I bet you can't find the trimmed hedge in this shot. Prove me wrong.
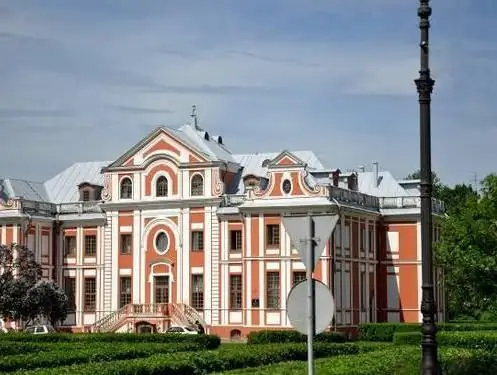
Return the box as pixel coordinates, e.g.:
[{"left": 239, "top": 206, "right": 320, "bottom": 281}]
[
  {"left": 247, "top": 330, "right": 348, "bottom": 345},
  {"left": 0, "top": 332, "right": 220, "bottom": 347},
  {"left": 394, "top": 330, "right": 497, "bottom": 351},
  {"left": 358, "top": 322, "right": 497, "bottom": 342},
  {"left": 223, "top": 346, "right": 497, "bottom": 374},
  {"left": 0, "top": 341, "right": 209, "bottom": 372},
  {"left": 15, "top": 342, "right": 385, "bottom": 375}
]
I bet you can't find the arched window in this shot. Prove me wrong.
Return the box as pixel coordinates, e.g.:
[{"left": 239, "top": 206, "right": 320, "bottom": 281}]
[
  {"left": 120, "top": 178, "right": 133, "bottom": 199},
  {"left": 191, "top": 174, "right": 204, "bottom": 196},
  {"left": 156, "top": 176, "right": 168, "bottom": 197}
]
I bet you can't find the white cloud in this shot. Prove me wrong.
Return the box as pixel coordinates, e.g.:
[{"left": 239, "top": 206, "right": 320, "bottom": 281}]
[{"left": 0, "top": 0, "right": 495, "bottom": 186}]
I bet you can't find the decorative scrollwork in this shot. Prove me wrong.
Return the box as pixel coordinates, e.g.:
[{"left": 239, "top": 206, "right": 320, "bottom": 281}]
[
  {"left": 101, "top": 174, "right": 112, "bottom": 201},
  {"left": 211, "top": 168, "right": 224, "bottom": 196},
  {"left": 253, "top": 171, "right": 273, "bottom": 197},
  {"left": 299, "top": 170, "right": 324, "bottom": 196}
]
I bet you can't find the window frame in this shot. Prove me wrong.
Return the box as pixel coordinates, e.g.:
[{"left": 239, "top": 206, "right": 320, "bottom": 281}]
[
  {"left": 191, "top": 274, "right": 204, "bottom": 311},
  {"left": 265, "top": 224, "right": 280, "bottom": 248}
]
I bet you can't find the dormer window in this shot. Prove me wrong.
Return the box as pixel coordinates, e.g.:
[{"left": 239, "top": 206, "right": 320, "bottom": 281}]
[{"left": 78, "top": 182, "right": 102, "bottom": 202}]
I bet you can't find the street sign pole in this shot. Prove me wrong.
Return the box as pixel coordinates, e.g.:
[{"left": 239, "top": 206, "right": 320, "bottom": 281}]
[
  {"left": 283, "top": 213, "right": 338, "bottom": 375},
  {"left": 306, "top": 215, "right": 315, "bottom": 375}
]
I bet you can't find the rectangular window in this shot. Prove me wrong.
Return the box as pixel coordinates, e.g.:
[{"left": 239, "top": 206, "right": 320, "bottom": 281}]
[
  {"left": 191, "top": 274, "right": 204, "bottom": 310},
  {"left": 84, "top": 235, "right": 96, "bottom": 256},
  {"left": 63, "top": 277, "right": 76, "bottom": 311},
  {"left": 344, "top": 224, "right": 351, "bottom": 249},
  {"left": 266, "top": 271, "right": 280, "bottom": 309},
  {"left": 334, "top": 265, "right": 342, "bottom": 315},
  {"left": 84, "top": 277, "right": 96, "bottom": 312},
  {"left": 230, "top": 274, "right": 242, "bottom": 310},
  {"left": 82, "top": 190, "right": 90, "bottom": 201},
  {"left": 334, "top": 224, "right": 342, "bottom": 248},
  {"left": 266, "top": 224, "right": 280, "bottom": 247},
  {"left": 64, "top": 236, "right": 76, "bottom": 257},
  {"left": 119, "top": 276, "right": 132, "bottom": 308},
  {"left": 154, "top": 276, "right": 169, "bottom": 304},
  {"left": 360, "top": 228, "right": 366, "bottom": 250},
  {"left": 292, "top": 271, "right": 306, "bottom": 287},
  {"left": 360, "top": 271, "right": 367, "bottom": 309},
  {"left": 191, "top": 231, "right": 204, "bottom": 252},
  {"left": 120, "top": 234, "right": 132, "bottom": 254},
  {"left": 368, "top": 230, "right": 375, "bottom": 253},
  {"left": 230, "top": 230, "right": 242, "bottom": 251}
]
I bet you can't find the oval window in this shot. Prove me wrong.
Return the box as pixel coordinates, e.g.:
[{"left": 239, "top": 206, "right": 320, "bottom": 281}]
[
  {"left": 282, "top": 179, "right": 292, "bottom": 194},
  {"left": 155, "top": 232, "right": 169, "bottom": 253}
]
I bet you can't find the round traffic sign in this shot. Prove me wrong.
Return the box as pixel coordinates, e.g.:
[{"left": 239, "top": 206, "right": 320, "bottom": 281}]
[{"left": 286, "top": 278, "right": 335, "bottom": 335}]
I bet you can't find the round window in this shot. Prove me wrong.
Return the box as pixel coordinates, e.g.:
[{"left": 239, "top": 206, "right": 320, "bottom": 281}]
[
  {"left": 282, "top": 179, "right": 292, "bottom": 194},
  {"left": 155, "top": 232, "right": 169, "bottom": 253}
]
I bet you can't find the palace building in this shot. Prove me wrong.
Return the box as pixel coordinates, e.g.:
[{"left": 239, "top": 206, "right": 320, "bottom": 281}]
[{"left": 0, "top": 115, "right": 446, "bottom": 338}]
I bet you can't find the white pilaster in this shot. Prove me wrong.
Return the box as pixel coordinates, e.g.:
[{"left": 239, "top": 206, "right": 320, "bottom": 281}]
[
  {"left": 181, "top": 208, "right": 190, "bottom": 303},
  {"left": 258, "top": 214, "right": 264, "bottom": 325},
  {"left": 417, "top": 221, "right": 422, "bottom": 322},
  {"left": 245, "top": 215, "right": 252, "bottom": 326},
  {"left": 204, "top": 208, "right": 212, "bottom": 323},
  {"left": 1, "top": 225, "right": 6, "bottom": 245},
  {"left": 133, "top": 210, "right": 141, "bottom": 303},
  {"left": 111, "top": 212, "right": 119, "bottom": 311}
]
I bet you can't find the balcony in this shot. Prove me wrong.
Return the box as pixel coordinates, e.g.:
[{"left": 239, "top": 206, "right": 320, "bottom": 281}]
[
  {"left": 220, "top": 194, "right": 245, "bottom": 207},
  {"left": 379, "top": 196, "right": 445, "bottom": 214},
  {"left": 329, "top": 186, "right": 380, "bottom": 211},
  {"left": 57, "top": 201, "right": 102, "bottom": 214}
]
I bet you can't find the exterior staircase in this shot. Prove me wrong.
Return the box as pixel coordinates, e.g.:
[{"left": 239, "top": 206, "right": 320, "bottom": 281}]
[{"left": 91, "top": 303, "right": 207, "bottom": 333}]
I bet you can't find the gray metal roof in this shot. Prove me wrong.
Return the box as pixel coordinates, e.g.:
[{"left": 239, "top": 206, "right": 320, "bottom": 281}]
[
  {"left": 0, "top": 178, "right": 49, "bottom": 201},
  {"left": 44, "top": 161, "right": 111, "bottom": 203}
]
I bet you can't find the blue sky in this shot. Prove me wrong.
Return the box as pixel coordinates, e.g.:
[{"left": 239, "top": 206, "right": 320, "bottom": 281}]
[{"left": 1, "top": 0, "right": 496, "bottom": 187}]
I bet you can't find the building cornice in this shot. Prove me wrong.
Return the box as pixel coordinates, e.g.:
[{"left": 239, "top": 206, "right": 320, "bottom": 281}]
[{"left": 101, "top": 197, "right": 223, "bottom": 211}]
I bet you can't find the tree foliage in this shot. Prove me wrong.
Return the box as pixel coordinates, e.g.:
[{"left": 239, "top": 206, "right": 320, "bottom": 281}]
[
  {"left": 436, "top": 174, "right": 497, "bottom": 320},
  {"left": 25, "top": 280, "right": 69, "bottom": 326},
  {"left": 0, "top": 243, "right": 68, "bottom": 327},
  {"left": 0, "top": 243, "right": 42, "bottom": 321}
]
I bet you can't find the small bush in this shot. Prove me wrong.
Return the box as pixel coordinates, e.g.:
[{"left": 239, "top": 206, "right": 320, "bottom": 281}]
[
  {"left": 16, "top": 342, "right": 382, "bottom": 375},
  {"left": 222, "top": 346, "right": 497, "bottom": 374},
  {"left": 247, "top": 330, "right": 348, "bottom": 344},
  {"left": 0, "top": 332, "right": 220, "bottom": 348},
  {"left": 0, "top": 341, "right": 208, "bottom": 372},
  {"left": 358, "top": 322, "right": 497, "bottom": 342},
  {"left": 394, "top": 330, "right": 497, "bottom": 351}
]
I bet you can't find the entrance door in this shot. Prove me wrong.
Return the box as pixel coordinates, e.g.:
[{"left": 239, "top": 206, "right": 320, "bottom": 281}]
[{"left": 154, "top": 276, "right": 170, "bottom": 304}]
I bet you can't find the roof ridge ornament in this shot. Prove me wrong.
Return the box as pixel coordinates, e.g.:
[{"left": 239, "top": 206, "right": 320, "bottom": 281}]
[{"left": 190, "top": 105, "right": 202, "bottom": 131}]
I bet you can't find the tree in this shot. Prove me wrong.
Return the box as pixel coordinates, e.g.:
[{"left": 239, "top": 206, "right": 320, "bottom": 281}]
[
  {"left": 0, "top": 243, "right": 42, "bottom": 322},
  {"left": 0, "top": 243, "right": 69, "bottom": 328},
  {"left": 436, "top": 174, "right": 497, "bottom": 320},
  {"left": 405, "top": 170, "right": 443, "bottom": 199},
  {"left": 24, "top": 281, "right": 69, "bottom": 326}
]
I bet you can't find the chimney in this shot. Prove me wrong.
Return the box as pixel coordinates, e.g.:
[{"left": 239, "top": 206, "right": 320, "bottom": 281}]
[
  {"left": 330, "top": 169, "right": 340, "bottom": 187},
  {"left": 358, "top": 165, "right": 365, "bottom": 173},
  {"left": 373, "top": 161, "right": 379, "bottom": 187},
  {"left": 347, "top": 174, "right": 357, "bottom": 190}
]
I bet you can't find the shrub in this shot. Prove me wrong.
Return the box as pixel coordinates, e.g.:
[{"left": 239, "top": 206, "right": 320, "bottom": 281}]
[
  {"left": 358, "top": 322, "right": 497, "bottom": 342},
  {"left": 394, "top": 330, "right": 497, "bottom": 351},
  {"left": 247, "top": 330, "right": 348, "bottom": 344},
  {"left": 16, "top": 342, "right": 383, "bottom": 375},
  {"left": 0, "top": 342, "right": 207, "bottom": 372},
  {"left": 0, "top": 332, "right": 220, "bottom": 348},
  {"left": 222, "top": 346, "right": 497, "bottom": 374}
]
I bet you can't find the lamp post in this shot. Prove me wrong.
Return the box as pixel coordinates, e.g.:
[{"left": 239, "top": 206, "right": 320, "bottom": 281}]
[{"left": 414, "top": 0, "right": 439, "bottom": 374}]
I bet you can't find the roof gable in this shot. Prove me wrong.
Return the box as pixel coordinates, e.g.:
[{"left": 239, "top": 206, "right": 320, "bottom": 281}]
[
  {"left": 268, "top": 150, "right": 306, "bottom": 168},
  {"left": 105, "top": 127, "right": 213, "bottom": 169}
]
